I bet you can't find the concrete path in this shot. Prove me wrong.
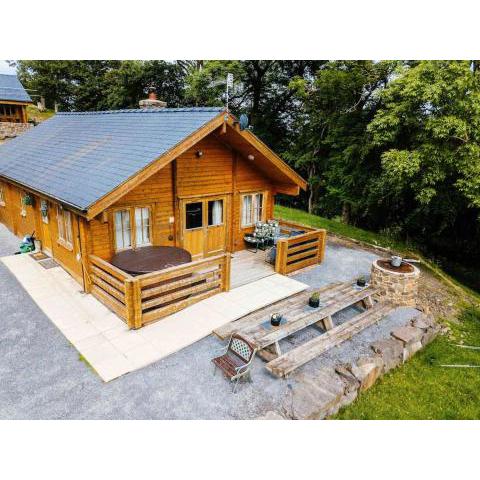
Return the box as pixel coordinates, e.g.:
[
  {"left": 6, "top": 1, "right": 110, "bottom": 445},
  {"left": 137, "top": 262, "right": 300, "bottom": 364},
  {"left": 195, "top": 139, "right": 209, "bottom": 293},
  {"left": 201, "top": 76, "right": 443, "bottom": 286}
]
[{"left": 1, "top": 253, "right": 306, "bottom": 381}]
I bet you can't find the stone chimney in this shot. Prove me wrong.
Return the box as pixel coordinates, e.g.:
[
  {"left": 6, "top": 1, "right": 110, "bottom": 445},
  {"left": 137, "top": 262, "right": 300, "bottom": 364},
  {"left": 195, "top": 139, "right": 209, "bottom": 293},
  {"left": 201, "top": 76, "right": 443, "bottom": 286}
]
[{"left": 139, "top": 87, "right": 167, "bottom": 109}]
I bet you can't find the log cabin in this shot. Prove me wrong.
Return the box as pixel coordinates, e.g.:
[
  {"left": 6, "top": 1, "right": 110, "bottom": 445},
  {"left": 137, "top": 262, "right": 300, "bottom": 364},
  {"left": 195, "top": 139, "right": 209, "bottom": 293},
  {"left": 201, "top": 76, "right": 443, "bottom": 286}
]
[
  {"left": 0, "top": 95, "right": 325, "bottom": 328},
  {"left": 0, "top": 74, "right": 31, "bottom": 124}
]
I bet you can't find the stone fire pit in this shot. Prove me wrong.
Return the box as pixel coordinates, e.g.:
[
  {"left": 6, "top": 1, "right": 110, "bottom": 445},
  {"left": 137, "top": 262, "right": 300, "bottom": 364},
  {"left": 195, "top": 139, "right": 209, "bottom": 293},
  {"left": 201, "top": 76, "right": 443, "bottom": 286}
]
[{"left": 370, "top": 259, "right": 420, "bottom": 307}]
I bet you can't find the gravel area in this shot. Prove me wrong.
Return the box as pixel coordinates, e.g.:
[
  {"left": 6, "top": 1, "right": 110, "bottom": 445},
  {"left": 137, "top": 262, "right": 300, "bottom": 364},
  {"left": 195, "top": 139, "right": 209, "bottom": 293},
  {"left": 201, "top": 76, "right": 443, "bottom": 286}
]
[{"left": 0, "top": 223, "right": 419, "bottom": 419}]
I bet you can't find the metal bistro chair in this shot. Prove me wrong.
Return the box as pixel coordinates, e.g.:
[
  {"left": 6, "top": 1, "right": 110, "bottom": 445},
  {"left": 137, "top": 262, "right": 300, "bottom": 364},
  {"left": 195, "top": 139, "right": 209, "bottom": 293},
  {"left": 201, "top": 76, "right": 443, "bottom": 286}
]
[{"left": 212, "top": 334, "right": 257, "bottom": 393}]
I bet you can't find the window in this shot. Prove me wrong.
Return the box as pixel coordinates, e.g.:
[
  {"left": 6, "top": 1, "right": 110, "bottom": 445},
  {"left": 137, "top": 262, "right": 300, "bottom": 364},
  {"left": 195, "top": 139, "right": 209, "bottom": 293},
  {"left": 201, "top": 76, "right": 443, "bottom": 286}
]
[
  {"left": 114, "top": 206, "right": 151, "bottom": 251},
  {"left": 40, "top": 200, "right": 49, "bottom": 224},
  {"left": 241, "top": 192, "right": 264, "bottom": 227},
  {"left": 208, "top": 199, "right": 223, "bottom": 226},
  {"left": 0, "top": 185, "right": 5, "bottom": 206},
  {"left": 114, "top": 209, "right": 132, "bottom": 250},
  {"left": 135, "top": 207, "right": 151, "bottom": 247},
  {"left": 57, "top": 206, "right": 73, "bottom": 249},
  {"left": 185, "top": 202, "right": 203, "bottom": 229}
]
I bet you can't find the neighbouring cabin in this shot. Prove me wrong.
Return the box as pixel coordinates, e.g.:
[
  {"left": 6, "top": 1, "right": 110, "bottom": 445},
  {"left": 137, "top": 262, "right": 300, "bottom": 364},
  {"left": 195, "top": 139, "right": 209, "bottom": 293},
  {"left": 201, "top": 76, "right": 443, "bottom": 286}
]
[
  {"left": 0, "top": 74, "right": 32, "bottom": 144},
  {"left": 0, "top": 99, "right": 326, "bottom": 329},
  {"left": 0, "top": 74, "right": 31, "bottom": 122}
]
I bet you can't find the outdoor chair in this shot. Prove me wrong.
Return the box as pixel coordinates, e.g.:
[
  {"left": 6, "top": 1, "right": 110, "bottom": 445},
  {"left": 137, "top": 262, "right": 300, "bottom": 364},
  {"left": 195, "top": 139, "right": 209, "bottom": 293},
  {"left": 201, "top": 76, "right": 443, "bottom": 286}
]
[
  {"left": 244, "top": 220, "right": 279, "bottom": 253},
  {"left": 212, "top": 334, "right": 257, "bottom": 393}
]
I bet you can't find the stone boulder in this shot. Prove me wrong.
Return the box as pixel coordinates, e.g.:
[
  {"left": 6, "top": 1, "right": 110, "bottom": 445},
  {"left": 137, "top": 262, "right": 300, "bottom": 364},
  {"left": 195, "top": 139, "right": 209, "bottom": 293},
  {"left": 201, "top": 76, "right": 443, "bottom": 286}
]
[
  {"left": 349, "top": 355, "right": 384, "bottom": 391},
  {"left": 285, "top": 369, "right": 346, "bottom": 420},
  {"left": 371, "top": 338, "right": 404, "bottom": 372}
]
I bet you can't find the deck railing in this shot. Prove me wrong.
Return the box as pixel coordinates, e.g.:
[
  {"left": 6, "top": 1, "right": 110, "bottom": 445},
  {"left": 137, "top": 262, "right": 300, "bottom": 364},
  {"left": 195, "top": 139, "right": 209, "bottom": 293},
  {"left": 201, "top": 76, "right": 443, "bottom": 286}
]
[
  {"left": 89, "top": 255, "right": 132, "bottom": 322},
  {"left": 274, "top": 219, "right": 327, "bottom": 275},
  {"left": 88, "top": 253, "right": 231, "bottom": 329}
]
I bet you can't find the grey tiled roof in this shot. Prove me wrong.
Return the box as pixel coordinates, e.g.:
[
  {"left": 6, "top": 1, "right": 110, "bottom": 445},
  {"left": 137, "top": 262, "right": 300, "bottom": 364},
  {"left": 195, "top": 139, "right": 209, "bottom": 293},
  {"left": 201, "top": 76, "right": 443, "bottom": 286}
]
[
  {"left": 0, "top": 107, "right": 224, "bottom": 210},
  {"left": 0, "top": 74, "right": 32, "bottom": 103}
]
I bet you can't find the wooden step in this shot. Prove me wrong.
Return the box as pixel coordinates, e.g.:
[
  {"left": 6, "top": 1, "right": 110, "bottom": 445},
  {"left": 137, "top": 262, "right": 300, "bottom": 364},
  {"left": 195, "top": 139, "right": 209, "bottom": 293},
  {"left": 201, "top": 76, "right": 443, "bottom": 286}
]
[
  {"left": 265, "top": 302, "right": 393, "bottom": 378},
  {"left": 213, "top": 282, "right": 347, "bottom": 340}
]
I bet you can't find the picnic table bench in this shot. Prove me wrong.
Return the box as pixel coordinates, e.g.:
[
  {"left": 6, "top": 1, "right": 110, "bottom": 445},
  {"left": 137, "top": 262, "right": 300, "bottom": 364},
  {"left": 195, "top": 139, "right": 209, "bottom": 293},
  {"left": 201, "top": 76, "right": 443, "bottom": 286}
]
[
  {"left": 213, "top": 281, "right": 381, "bottom": 365},
  {"left": 240, "top": 283, "right": 379, "bottom": 361},
  {"left": 265, "top": 301, "right": 393, "bottom": 378}
]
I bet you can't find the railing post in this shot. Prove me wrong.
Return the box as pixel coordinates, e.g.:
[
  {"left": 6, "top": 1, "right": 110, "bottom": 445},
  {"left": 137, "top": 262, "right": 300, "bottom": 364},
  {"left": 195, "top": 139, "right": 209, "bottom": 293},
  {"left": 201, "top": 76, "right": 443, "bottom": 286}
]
[
  {"left": 125, "top": 278, "right": 142, "bottom": 329},
  {"left": 124, "top": 279, "right": 135, "bottom": 329},
  {"left": 275, "top": 239, "right": 288, "bottom": 275},
  {"left": 221, "top": 253, "right": 231, "bottom": 291},
  {"left": 318, "top": 229, "right": 327, "bottom": 263},
  {"left": 132, "top": 278, "right": 143, "bottom": 329}
]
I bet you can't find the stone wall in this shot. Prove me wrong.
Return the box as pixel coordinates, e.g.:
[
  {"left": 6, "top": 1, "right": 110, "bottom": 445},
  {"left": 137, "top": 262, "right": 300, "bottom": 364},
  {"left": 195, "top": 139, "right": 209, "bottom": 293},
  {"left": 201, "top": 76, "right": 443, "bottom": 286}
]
[
  {"left": 258, "top": 312, "right": 440, "bottom": 420},
  {"left": 371, "top": 259, "right": 420, "bottom": 307},
  {"left": 0, "top": 122, "right": 32, "bottom": 143}
]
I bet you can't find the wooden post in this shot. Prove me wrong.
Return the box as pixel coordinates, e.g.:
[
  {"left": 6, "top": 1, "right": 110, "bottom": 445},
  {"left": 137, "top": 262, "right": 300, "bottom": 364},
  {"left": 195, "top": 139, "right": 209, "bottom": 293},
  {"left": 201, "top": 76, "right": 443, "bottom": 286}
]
[
  {"left": 222, "top": 253, "right": 231, "bottom": 291},
  {"left": 124, "top": 279, "right": 135, "bottom": 329},
  {"left": 125, "top": 278, "right": 142, "bottom": 329},
  {"left": 318, "top": 229, "right": 327, "bottom": 263},
  {"left": 275, "top": 239, "right": 288, "bottom": 275},
  {"left": 79, "top": 219, "right": 92, "bottom": 293},
  {"left": 132, "top": 279, "right": 143, "bottom": 329}
]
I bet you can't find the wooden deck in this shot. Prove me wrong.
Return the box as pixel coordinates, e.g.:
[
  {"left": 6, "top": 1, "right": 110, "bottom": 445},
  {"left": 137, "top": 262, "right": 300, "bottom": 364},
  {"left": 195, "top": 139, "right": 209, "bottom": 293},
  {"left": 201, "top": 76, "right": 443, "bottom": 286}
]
[{"left": 230, "top": 249, "right": 275, "bottom": 289}]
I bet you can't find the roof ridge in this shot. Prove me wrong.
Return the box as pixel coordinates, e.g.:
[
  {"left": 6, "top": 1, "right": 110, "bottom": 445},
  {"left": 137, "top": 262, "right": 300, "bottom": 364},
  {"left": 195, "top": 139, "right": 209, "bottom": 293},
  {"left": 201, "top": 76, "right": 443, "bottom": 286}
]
[{"left": 57, "top": 107, "right": 225, "bottom": 116}]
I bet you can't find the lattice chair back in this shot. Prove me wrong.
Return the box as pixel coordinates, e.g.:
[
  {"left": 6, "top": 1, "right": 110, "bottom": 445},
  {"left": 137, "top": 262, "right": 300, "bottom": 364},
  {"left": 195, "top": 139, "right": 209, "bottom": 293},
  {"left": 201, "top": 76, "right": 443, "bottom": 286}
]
[{"left": 229, "top": 334, "right": 255, "bottom": 363}]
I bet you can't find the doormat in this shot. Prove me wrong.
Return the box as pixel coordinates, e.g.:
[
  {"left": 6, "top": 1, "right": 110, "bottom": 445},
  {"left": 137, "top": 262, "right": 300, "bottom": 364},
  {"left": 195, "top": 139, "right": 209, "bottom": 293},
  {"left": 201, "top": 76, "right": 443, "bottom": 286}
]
[
  {"left": 39, "top": 258, "right": 59, "bottom": 270},
  {"left": 30, "top": 251, "right": 49, "bottom": 261}
]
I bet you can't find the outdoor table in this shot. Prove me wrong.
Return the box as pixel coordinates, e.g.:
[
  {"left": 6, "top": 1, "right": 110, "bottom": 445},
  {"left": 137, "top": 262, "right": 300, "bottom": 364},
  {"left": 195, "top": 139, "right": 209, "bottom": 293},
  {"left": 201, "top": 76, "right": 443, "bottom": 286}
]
[
  {"left": 110, "top": 246, "right": 192, "bottom": 276},
  {"left": 239, "top": 284, "right": 378, "bottom": 359}
]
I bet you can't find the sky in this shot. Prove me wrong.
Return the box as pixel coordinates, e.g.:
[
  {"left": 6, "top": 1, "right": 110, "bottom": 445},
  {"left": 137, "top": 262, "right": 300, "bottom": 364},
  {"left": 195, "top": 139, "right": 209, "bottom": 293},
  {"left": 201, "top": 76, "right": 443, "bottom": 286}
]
[{"left": 0, "top": 61, "right": 16, "bottom": 74}]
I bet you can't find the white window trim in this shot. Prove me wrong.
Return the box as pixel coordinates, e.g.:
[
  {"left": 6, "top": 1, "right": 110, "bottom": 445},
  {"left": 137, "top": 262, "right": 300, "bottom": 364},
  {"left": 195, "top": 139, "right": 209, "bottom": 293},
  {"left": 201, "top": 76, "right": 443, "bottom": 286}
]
[
  {"left": 0, "top": 185, "right": 5, "bottom": 207},
  {"left": 241, "top": 192, "right": 265, "bottom": 228}
]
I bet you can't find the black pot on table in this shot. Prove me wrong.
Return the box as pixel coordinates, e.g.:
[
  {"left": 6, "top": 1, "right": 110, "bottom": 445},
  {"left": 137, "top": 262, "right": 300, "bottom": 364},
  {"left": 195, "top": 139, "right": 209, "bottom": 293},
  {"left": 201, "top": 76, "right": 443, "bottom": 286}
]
[
  {"left": 308, "top": 297, "right": 320, "bottom": 308},
  {"left": 270, "top": 313, "right": 282, "bottom": 326}
]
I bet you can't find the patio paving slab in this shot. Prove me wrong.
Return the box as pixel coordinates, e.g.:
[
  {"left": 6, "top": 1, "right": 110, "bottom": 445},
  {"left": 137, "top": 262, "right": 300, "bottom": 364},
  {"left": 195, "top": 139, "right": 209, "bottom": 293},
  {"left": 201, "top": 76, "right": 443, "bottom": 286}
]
[{"left": 1, "top": 253, "right": 307, "bottom": 382}]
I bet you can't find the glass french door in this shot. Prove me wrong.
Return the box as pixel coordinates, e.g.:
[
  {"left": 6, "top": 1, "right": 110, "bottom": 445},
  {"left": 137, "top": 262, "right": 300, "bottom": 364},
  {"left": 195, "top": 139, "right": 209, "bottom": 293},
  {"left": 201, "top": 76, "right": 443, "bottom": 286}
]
[{"left": 181, "top": 196, "right": 227, "bottom": 259}]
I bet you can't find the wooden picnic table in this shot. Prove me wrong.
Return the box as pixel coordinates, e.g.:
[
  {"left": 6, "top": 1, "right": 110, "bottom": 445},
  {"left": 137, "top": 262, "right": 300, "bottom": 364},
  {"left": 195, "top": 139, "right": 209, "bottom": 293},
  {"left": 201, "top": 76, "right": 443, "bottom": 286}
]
[{"left": 233, "top": 282, "right": 379, "bottom": 361}]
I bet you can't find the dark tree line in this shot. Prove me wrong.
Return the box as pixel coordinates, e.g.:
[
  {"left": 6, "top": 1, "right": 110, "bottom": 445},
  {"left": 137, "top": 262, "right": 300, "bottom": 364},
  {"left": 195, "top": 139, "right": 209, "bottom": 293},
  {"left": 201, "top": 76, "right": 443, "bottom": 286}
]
[{"left": 14, "top": 60, "right": 480, "bottom": 287}]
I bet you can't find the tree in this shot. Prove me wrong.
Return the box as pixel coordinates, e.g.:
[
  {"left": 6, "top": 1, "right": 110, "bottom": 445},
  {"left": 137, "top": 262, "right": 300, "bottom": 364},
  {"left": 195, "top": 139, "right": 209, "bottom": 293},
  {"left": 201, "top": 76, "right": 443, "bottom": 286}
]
[
  {"left": 286, "top": 61, "right": 396, "bottom": 215},
  {"left": 368, "top": 60, "right": 480, "bottom": 262}
]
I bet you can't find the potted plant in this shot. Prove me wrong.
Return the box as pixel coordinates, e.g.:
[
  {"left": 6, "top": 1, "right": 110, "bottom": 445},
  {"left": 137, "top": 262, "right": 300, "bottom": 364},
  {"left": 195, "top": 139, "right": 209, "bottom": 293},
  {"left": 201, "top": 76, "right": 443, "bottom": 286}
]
[
  {"left": 356, "top": 275, "right": 367, "bottom": 287},
  {"left": 270, "top": 313, "right": 282, "bottom": 327},
  {"left": 308, "top": 291, "right": 320, "bottom": 308},
  {"left": 22, "top": 193, "right": 34, "bottom": 206}
]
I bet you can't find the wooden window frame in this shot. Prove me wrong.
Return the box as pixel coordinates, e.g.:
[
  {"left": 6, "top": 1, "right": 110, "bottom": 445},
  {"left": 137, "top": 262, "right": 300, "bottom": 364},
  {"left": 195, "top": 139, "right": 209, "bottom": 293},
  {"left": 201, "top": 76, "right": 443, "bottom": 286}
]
[
  {"left": 0, "top": 184, "right": 5, "bottom": 207},
  {"left": 184, "top": 201, "right": 204, "bottom": 232},
  {"left": 134, "top": 205, "right": 152, "bottom": 248},
  {"left": 112, "top": 205, "right": 153, "bottom": 252},
  {"left": 207, "top": 198, "right": 225, "bottom": 227},
  {"left": 240, "top": 191, "right": 265, "bottom": 228},
  {"left": 56, "top": 205, "right": 73, "bottom": 251}
]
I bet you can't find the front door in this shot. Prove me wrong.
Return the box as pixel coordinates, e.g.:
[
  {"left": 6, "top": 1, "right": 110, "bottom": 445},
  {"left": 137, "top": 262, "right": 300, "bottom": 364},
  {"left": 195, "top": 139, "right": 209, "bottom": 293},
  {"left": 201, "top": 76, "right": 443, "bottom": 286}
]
[
  {"left": 181, "top": 196, "right": 227, "bottom": 260},
  {"left": 39, "top": 200, "right": 53, "bottom": 255}
]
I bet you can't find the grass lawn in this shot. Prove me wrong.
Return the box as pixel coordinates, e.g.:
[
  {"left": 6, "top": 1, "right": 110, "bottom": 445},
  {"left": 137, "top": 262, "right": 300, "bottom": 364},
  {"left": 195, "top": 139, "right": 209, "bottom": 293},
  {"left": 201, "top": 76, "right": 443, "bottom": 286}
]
[
  {"left": 274, "top": 204, "right": 480, "bottom": 419},
  {"left": 27, "top": 105, "right": 55, "bottom": 123}
]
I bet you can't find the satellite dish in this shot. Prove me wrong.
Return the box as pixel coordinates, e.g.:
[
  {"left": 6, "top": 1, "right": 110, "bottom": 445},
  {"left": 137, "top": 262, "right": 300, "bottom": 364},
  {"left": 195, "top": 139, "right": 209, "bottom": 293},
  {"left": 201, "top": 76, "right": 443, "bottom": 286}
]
[{"left": 239, "top": 114, "right": 249, "bottom": 131}]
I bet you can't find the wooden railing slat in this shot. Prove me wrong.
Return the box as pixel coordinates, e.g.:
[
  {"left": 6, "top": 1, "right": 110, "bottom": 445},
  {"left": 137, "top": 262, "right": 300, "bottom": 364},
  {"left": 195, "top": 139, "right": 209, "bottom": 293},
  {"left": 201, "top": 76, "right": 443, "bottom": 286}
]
[
  {"left": 89, "top": 255, "right": 131, "bottom": 281},
  {"left": 142, "top": 279, "right": 222, "bottom": 310},
  {"left": 142, "top": 287, "right": 222, "bottom": 324},
  {"left": 91, "top": 265, "right": 126, "bottom": 292},
  {"left": 91, "top": 285, "right": 127, "bottom": 320}
]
